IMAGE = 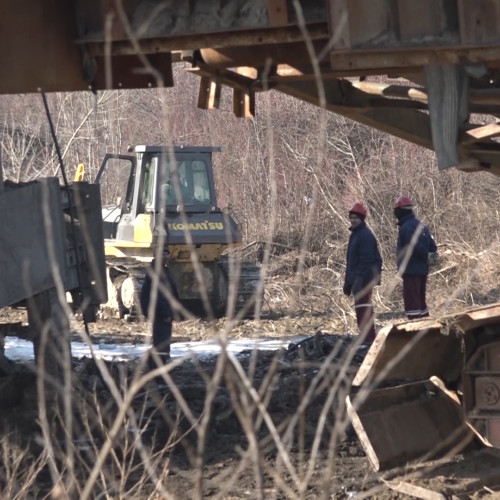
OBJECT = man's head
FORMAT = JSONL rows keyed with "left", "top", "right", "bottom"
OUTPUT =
{"left": 348, "top": 202, "right": 367, "bottom": 228}
{"left": 394, "top": 195, "right": 414, "bottom": 220}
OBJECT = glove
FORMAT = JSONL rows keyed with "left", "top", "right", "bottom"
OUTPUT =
{"left": 352, "top": 276, "right": 363, "bottom": 296}
{"left": 428, "top": 252, "right": 439, "bottom": 267}
{"left": 343, "top": 284, "right": 351, "bottom": 296}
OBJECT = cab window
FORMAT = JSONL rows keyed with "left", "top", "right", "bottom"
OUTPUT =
{"left": 162, "top": 159, "right": 211, "bottom": 205}
{"left": 140, "top": 156, "right": 157, "bottom": 211}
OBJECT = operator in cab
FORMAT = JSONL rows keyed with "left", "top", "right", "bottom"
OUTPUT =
{"left": 140, "top": 245, "right": 179, "bottom": 368}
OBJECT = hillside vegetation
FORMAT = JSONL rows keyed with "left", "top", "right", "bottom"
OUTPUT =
{"left": 1, "top": 66, "right": 500, "bottom": 327}
{"left": 3, "top": 66, "right": 500, "bottom": 499}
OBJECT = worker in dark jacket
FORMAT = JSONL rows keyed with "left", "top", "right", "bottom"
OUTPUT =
{"left": 140, "top": 245, "right": 179, "bottom": 365}
{"left": 343, "top": 203, "right": 383, "bottom": 343}
{"left": 394, "top": 195, "right": 437, "bottom": 320}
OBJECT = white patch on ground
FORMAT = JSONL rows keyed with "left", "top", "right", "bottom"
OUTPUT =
{"left": 5, "top": 336, "right": 308, "bottom": 362}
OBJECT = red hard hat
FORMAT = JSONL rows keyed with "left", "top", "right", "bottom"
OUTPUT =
{"left": 349, "top": 202, "right": 367, "bottom": 217}
{"left": 394, "top": 195, "right": 414, "bottom": 209}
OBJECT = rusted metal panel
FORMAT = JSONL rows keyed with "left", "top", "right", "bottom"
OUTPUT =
{"left": 78, "top": 0, "right": 272, "bottom": 40}
{"left": 454, "top": 303, "right": 500, "bottom": 331}
{"left": 77, "top": 0, "right": 326, "bottom": 41}
{"left": 328, "top": 0, "right": 395, "bottom": 50}
{"left": 458, "top": 0, "right": 500, "bottom": 45}
{"left": 0, "top": 180, "right": 65, "bottom": 307}
{"left": 347, "top": 379, "right": 474, "bottom": 471}
{"left": 0, "top": 0, "right": 174, "bottom": 93}
{"left": 352, "top": 319, "right": 462, "bottom": 387}
{"left": 354, "top": 305, "right": 500, "bottom": 390}
{"left": 463, "top": 341, "right": 500, "bottom": 447}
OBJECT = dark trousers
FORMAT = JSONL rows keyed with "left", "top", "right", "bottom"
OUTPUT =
{"left": 354, "top": 288, "right": 376, "bottom": 343}
{"left": 152, "top": 317, "right": 172, "bottom": 355}
{"left": 402, "top": 275, "right": 429, "bottom": 319}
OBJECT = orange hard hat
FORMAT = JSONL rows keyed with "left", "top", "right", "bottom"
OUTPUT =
{"left": 394, "top": 195, "right": 414, "bottom": 209}
{"left": 349, "top": 202, "right": 367, "bottom": 217}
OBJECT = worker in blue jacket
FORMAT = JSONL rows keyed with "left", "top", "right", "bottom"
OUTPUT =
{"left": 343, "top": 203, "right": 383, "bottom": 343}
{"left": 140, "top": 245, "right": 179, "bottom": 366}
{"left": 394, "top": 195, "right": 437, "bottom": 319}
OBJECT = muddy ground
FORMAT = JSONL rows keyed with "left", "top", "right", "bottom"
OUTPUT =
{"left": 1, "top": 307, "right": 499, "bottom": 499}
{"left": 0, "top": 311, "right": 381, "bottom": 499}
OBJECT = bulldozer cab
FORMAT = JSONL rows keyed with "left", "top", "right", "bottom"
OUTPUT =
{"left": 95, "top": 146, "right": 222, "bottom": 244}
{"left": 95, "top": 145, "right": 257, "bottom": 319}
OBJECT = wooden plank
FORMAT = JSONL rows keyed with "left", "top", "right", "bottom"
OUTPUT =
{"left": 398, "top": 0, "right": 449, "bottom": 41}
{"left": 276, "top": 79, "right": 435, "bottom": 147}
{"left": 346, "top": 0, "right": 394, "bottom": 48}
{"left": 460, "top": 122, "right": 500, "bottom": 144}
{"left": 233, "top": 88, "right": 255, "bottom": 118}
{"left": 329, "top": 45, "right": 500, "bottom": 72}
{"left": 347, "top": 379, "right": 475, "bottom": 471}
{"left": 327, "top": 0, "right": 351, "bottom": 50}
{"left": 188, "top": 65, "right": 255, "bottom": 92}
{"left": 458, "top": 0, "right": 500, "bottom": 45}
{"left": 267, "top": 0, "right": 288, "bottom": 27}
{"left": 197, "top": 76, "right": 221, "bottom": 110}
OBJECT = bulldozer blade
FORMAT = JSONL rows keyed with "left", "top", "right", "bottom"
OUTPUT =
{"left": 352, "top": 318, "right": 464, "bottom": 388}
{"left": 347, "top": 303, "right": 500, "bottom": 496}
{"left": 347, "top": 378, "right": 475, "bottom": 472}
{"left": 354, "top": 304, "right": 500, "bottom": 389}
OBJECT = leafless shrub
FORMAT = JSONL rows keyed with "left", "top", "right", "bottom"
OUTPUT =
{"left": 3, "top": 11, "right": 500, "bottom": 498}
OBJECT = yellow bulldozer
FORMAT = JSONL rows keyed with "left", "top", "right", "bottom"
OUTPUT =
{"left": 91, "top": 145, "right": 261, "bottom": 320}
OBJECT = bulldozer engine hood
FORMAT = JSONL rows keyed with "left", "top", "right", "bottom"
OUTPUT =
{"left": 165, "top": 212, "right": 242, "bottom": 246}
